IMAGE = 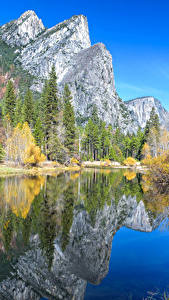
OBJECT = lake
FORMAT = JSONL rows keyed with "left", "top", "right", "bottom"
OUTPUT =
{"left": 0, "top": 169, "right": 168, "bottom": 300}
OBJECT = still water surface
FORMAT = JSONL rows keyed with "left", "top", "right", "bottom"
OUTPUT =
{"left": 0, "top": 169, "right": 168, "bottom": 300}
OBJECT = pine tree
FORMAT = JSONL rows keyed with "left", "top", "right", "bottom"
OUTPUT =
{"left": 43, "top": 66, "right": 59, "bottom": 159}
{"left": 3, "top": 80, "right": 16, "bottom": 124}
{"left": 22, "top": 89, "right": 34, "bottom": 126}
{"left": 91, "top": 104, "right": 99, "bottom": 125}
{"left": 149, "top": 107, "right": 160, "bottom": 131}
{"left": 144, "top": 107, "right": 160, "bottom": 139}
{"left": 63, "top": 84, "right": 76, "bottom": 153}
{"left": 144, "top": 107, "right": 160, "bottom": 157}
{"left": 14, "top": 96, "right": 23, "bottom": 126}
{"left": 34, "top": 117, "right": 44, "bottom": 148}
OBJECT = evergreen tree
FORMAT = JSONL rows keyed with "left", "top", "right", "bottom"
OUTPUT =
{"left": 63, "top": 84, "right": 76, "bottom": 153}
{"left": 100, "top": 121, "right": 110, "bottom": 158}
{"left": 43, "top": 66, "right": 59, "bottom": 158}
{"left": 135, "top": 127, "right": 145, "bottom": 160}
{"left": 61, "top": 183, "right": 74, "bottom": 251}
{"left": 34, "top": 117, "right": 44, "bottom": 148}
{"left": 149, "top": 107, "right": 160, "bottom": 132}
{"left": 91, "top": 104, "right": 99, "bottom": 125}
{"left": 22, "top": 89, "right": 34, "bottom": 126}
{"left": 3, "top": 80, "right": 16, "bottom": 124}
{"left": 144, "top": 107, "right": 160, "bottom": 140}
{"left": 14, "top": 96, "right": 23, "bottom": 126}
{"left": 144, "top": 107, "right": 160, "bottom": 157}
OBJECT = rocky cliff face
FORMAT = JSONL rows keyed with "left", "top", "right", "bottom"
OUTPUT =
{"left": 0, "top": 10, "right": 45, "bottom": 47}
{"left": 60, "top": 43, "right": 135, "bottom": 129}
{"left": 126, "top": 96, "right": 169, "bottom": 130}
{"left": 0, "top": 10, "right": 135, "bottom": 131}
{"left": 18, "top": 14, "right": 91, "bottom": 84}
{"left": 0, "top": 11, "right": 169, "bottom": 131}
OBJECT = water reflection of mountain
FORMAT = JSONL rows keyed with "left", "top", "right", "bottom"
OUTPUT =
{"left": 0, "top": 170, "right": 168, "bottom": 300}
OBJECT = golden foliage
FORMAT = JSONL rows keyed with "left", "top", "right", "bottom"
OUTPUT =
{"left": 70, "top": 157, "right": 80, "bottom": 165}
{"left": 104, "top": 159, "right": 111, "bottom": 166}
{"left": 141, "top": 151, "right": 169, "bottom": 210}
{"left": 141, "top": 143, "right": 151, "bottom": 159}
{"left": 5, "top": 122, "right": 46, "bottom": 166}
{"left": 123, "top": 157, "right": 137, "bottom": 166}
{"left": 24, "top": 144, "right": 46, "bottom": 165}
{"left": 141, "top": 154, "right": 153, "bottom": 166}
{"left": 143, "top": 150, "right": 169, "bottom": 171}
{"left": 124, "top": 171, "right": 136, "bottom": 181}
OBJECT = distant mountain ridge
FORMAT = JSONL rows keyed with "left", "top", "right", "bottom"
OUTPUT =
{"left": 125, "top": 96, "right": 169, "bottom": 130}
{"left": 0, "top": 10, "right": 169, "bottom": 132}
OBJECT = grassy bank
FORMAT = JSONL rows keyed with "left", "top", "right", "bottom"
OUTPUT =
{"left": 0, "top": 159, "right": 148, "bottom": 177}
{"left": 0, "top": 164, "right": 81, "bottom": 177}
{"left": 82, "top": 161, "right": 147, "bottom": 172}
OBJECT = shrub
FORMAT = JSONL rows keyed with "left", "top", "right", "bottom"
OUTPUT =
{"left": 24, "top": 144, "right": 46, "bottom": 166}
{"left": 70, "top": 157, "right": 80, "bottom": 165}
{"left": 104, "top": 159, "right": 111, "bottom": 166}
{"left": 123, "top": 157, "right": 137, "bottom": 166}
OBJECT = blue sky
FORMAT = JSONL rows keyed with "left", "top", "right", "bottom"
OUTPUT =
{"left": 1, "top": 0, "right": 169, "bottom": 109}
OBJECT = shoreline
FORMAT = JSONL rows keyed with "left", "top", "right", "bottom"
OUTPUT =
{"left": 0, "top": 161, "right": 148, "bottom": 177}
{"left": 0, "top": 164, "right": 81, "bottom": 177}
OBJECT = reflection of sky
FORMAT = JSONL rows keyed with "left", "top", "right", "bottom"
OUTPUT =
{"left": 85, "top": 227, "right": 169, "bottom": 300}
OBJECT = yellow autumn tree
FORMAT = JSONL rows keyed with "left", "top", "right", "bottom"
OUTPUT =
{"left": 5, "top": 122, "right": 46, "bottom": 165}
{"left": 142, "top": 143, "right": 151, "bottom": 159}
{"left": 123, "top": 157, "right": 137, "bottom": 166}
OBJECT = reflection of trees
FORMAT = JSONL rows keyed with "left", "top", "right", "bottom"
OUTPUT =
{"left": 142, "top": 174, "right": 169, "bottom": 215}
{"left": 0, "top": 176, "right": 45, "bottom": 254}
{"left": 61, "top": 184, "right": 74, "bottom": 251}
{"left": 2, "top": 176, "right": 45, "bottom": 219}
{"left": 1, "top": 169, "right": 168, "bottom": 272}
{"left": 2, "top": 211, "right": 14, "bottom": 252}
{"left": 79, "top": 171, "right": 122, "bottom": 225}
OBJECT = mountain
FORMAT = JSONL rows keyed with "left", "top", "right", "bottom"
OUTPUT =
{"left": 126, "top": 96, "right": 169, "bottom": 130}
{"left": 0, "top": 10, "right": 45, "bottom": 47}
{"left": 0, "top": 11, "right": 169, "bottom": 132}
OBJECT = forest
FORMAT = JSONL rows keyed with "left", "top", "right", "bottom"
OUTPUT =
{"left": 0, "top": 65, "right": 169, "bottom": 169}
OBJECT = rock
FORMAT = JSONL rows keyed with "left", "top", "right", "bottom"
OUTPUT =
{"left": 0, "top": 10, "right": 45, "bottom": 47}
{"left": 0, "top": 11, "right": 169, "bottom": 133}
{"left": 17, "top": 14, "right": 91, "bottom": 82}
{"left": 60, "top": 43, "right": 135, "bottom": 130}
{"left": 126, "top": 96, "right": 169, "bottom": 130}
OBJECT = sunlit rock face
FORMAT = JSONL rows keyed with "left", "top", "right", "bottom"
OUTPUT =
{"left": 17, "top": 14, "right": 91, "bottom": 82}
{"left": 1, "top": 12, "right": 169, "bottom": 131}
{"left": 60, "top": 43, "right": 135, "bottom": 131}
{"left": 0, "top": 11, "right": 136, "bottom": 131}
{"left": 0, "top": 10, "right": 45, "bottom": 47}
{"left": 126, "top": 96, "right": 169, "bottom": 130}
